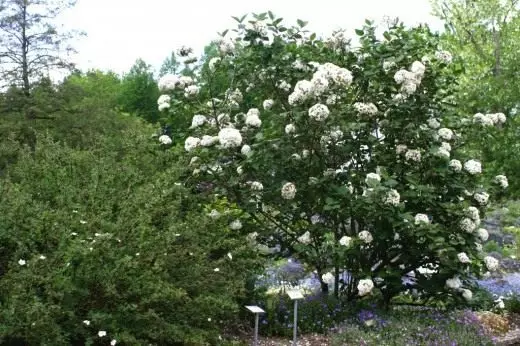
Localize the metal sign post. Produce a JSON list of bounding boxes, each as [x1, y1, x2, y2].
[[245, 305, 265, 346], [287, 289, 304, 346]]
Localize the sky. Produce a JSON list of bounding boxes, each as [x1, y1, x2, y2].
[[58, 0, 443, 75]]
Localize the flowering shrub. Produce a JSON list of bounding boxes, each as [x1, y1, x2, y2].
[[157, 12, 509, 306]]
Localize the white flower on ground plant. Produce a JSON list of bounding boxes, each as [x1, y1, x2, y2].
[[213, 268, 219, 272], [83, 320, 90, 326], [281, 182, 296, 200], [245, 108, 262, 128], [298, 231, 311, 244], [484, 256, 499, 271], [449, 159, 462, 172], [396, 144, 407, 154], [414, 214, 430, 224], [464, 160, 482, 175], [461, 289, 473, 301], [383, 189, 400, 206], [496, 297, 505, 309], [308, 103, 330, 121], [184, 137, 200, 152], [358, 230, 373, 244], [477, 228, 489, 242], [405, 149, 421, 162], [227, 252, 232, 260], [208, 209, 221, 219], [474, 192, 489, 205], [495, 175, 508, 189], [460, 218, 477, 233], [446, 276, 462, 290], [241, 145, 252, 157], [438, 128, 454, 141], [18, 259, 26, 266], [110, 340, 117, 346], [229, 220, 242, 230], [357, 279, 374, 296], [263, 99, 274, 110], [457, 252, 471, 264], [285, 123, 296, 135], [158, 135, 172, 145], [98, 331, 107, 337], [339, 236, 352, 247], [365, 173, 381, 186], [218, 128, 242, 148], [236, 166, 243, 175]]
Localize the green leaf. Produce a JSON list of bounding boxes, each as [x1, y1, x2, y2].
[[297, 19, 308, 28], [310, 33, 316, 41], [355, 29, 364, 36]]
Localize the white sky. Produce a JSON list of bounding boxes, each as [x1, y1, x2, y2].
[[59, 0, 443, 75]]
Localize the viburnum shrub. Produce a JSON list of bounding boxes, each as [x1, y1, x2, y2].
[[156, 12, 509, 306]]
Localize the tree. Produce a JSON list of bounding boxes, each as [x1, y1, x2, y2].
[[119, 58, 160, 123], [158, 51, 180, 77], [0, 0, 80, 96], [157, 13, 506, 306]]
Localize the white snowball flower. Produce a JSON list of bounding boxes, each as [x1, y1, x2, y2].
[[245, 108, 262, 128], [435, 148, 450, 159], [396, 144, 408, 154], [496, 112, 507, 124], [236, 166, 244, 175], [18, 259, 26, 266], [191, 114, 207, 128], [285, 123, 296, 135], [457, 252, 471, 264], [263, 99, 274, 110], [308, 103, 330, 121], [277, 80, 291, 91], [158, 102, 170, 111], [110, 340, 117, 346], [461, 289, 473, 301], [358, 230, 373, 244], [218, 128, 242, 148], [158, 74, 179, 91], [184, 85, 200, 98], [229, 220, 243, 230], [241, 145, 252, 157], [322, 272, 335, 285], [353, 102, 378, 116], [250, 181, 264, 192], [200, 135, 219, 147], [208, 57, 221, 72], [405, 149, 421, 162], [339, 236, 352, 247], [208, 209, 221, 219], [477, 228, 489, 242], [414, 213, 430, 224], [411, 61, 426, 75], [184, 136, 200, 152], [39, 255, 46, 260], [357, 279, 375, 296], [446, 276, 462, 290], [298, 231, 311, 245], [384, 189, 400, 206], [435, 50, 453, 64], [464, 160, 482, 175], [427, 118, 441, 129], [449, 159, 462, 172], [365, 173, 381, 186], [440, 142, 452, 152], [473, 113, 494, 126], [383, 60, 396, 72], [475, 242, 483, 252], [495, 175, 508, 189], [178, 75, 194, 87], [302, 149, 310, 158], [460, 218, 477, 233], [484, 256, 499, 271], [438, 128, 454, 141], [157, 94, 171, 105], [158, 135, 172, 145], [474, 192, 489, 205], [98, 331, 107, 337], [281, 182, 296, 200]]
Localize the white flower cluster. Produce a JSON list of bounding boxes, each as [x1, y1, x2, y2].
[[250, 181, 264, 192], [383, 60, 396, 72], [477, 228, 489, 242], [466, 206, 480, 223], [396, 144, 407, 155], [229, 219, 242, 230], [298, 231, 311, 244], [200, 135, 219, 147], [158, 74, 179, 91], [308, 103, 330, 121], [185, 136, 200, 152], [358, 230, 373, 244], [437, 128, 454, 141], [191, 114, 207, 128], [216, 38, 235, 55], [281, 182, 296, 200], [473, 112, 506, 127], [339, 236, 352, 247], [184, 85, 200, 98], [225, 88, 243, 108], [241, 144, 252, 156], [460, 218, 477, 233], [263, 99, 274, 110], [327, 29, 349, 51], [157, 94, 171, 111], [435, 50, 453, 64], [449, 159, 462, 172], [484, 256, 499, 271], [322, 272, 335, 285], [158, 134, 172, 145], [245, 108, 262, 128], [495, 175, 508, 189], [394, 61, 425, 96], [457, 252, 471, 264], [277, 80, 291, 91], [218, 128, 242, 148], [446, 276, 462, 290], [357, 278, 375, 296], [353, 102, 378, 116], [414, 213, 430, 224], [427, 118, 441, 129], [384, 189, 400, 206], [208, 57, 221, 72], [405, 149, 421, 162], [288, 63, 352, 105], [461, 289, 473, 301], [474, 192, 489, 205], [365, 173, 381, 186], [464, 159, 482, 175], [285, 123, 296, 135]]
